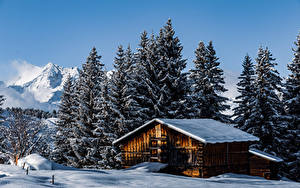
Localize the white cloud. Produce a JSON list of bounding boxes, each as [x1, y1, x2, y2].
[[7, 60, 43, 86]]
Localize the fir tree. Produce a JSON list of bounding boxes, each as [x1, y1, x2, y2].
[[281, 33, 300, 181], [108, 45, 128, 137], [130, 20, 189, 121], [133, 31, 158, 121], [248, 47, 284, 154], [189, 41, 230, 122], [52, 76, 77, 166], [123, 45, 144, 132], [189, 42, 207, 118], [155, 19, 188, 118], [233, 55, 255, 129], [0, 95, 5, 124], [94, 75, 121, 169], [71, 47, 111, 168], [108, 44, 148, 137], [140, 32, 160, 119]]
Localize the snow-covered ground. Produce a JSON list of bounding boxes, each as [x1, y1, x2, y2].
[[0, 154, 298, 188], [0, 165, 299, 188]]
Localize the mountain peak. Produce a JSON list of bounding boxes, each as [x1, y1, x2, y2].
[[7, 62, 79, 108], [45, 62, 55, 68], [43, 62, 60, 73]]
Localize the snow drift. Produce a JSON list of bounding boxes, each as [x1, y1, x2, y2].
[[17, 154, 75, 170], [126, 162, 167, 172]]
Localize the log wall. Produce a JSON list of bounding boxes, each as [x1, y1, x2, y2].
[[120, 123, 156, 167], [249, 155, 279, 180], [202, 142, 249, 177]]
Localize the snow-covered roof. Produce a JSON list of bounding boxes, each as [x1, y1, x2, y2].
[[249, 149, 283, 162], [113, 118, 259, 144]]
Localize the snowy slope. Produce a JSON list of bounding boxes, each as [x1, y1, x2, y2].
[[223, 70, 239, 115], [10, 62, 79, 104], [0, 163, 298, 188], [1, 63, 79, 111]]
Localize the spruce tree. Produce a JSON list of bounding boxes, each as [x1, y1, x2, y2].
[[281, 33, 300, 181], [130, 20, 189, 121], [133, 31, 158, 121], [108, 44, 149, 137], [108, 45, 127, 137], [94, 75, 121, 169], [155, 19, 188, 118], [71, 47, 110, 168], [123, 45, 144, 132], [189, 41, 230, 122], [0, 95, 4, 123], [189, 42, 208, 118], [52, 76, 77, 166], [248, 47, 284, 154], [0, 95, 5, 161], [233, 55, 255, 129], [141, 32, 160, 119]]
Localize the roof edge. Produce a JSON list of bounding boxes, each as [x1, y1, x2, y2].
[[162, 122, 207, 143], [249, 149, 283, 162], [113, 118, 208, 145], [113, 119, 158, 145]]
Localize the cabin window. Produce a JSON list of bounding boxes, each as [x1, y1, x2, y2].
[[176, 136, 181, 146], [151, 140, 158, 147]]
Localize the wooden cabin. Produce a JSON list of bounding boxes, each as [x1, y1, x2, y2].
[[113, 118, 282, 179]]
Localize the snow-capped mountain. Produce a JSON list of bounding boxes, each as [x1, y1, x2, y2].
[[2, 63, 79, 111], [10, 62, 79, 104]]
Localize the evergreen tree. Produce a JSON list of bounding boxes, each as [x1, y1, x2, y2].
[[248, 47, 284, 154], [129, 20, 189, 121], [94, 75, 121, 169], [0, 95, 5, 162], [108, 45, 128, 137], [233, 55, 255, 129], [108, 44, 148, 137], [52, 76, 77, 166], [281, 33, 300, 181], [133, 31, 158, 121], [189, 42, 207, 118], [189, 41, 230, 122], [123, 45, 144, 132], [0, 95, 5, 123], [71, 47, 111, 168], [155, 19, 188, 118]]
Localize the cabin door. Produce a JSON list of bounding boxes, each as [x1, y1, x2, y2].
[[149, 124, 168, 163], [149, 136, 168, 163]]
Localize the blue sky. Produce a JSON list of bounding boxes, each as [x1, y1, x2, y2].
[[0, 0, 300, 82]]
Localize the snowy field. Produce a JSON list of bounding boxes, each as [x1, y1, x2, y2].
[[0, 154, 298, 188], [0, 164, 299, 188]]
